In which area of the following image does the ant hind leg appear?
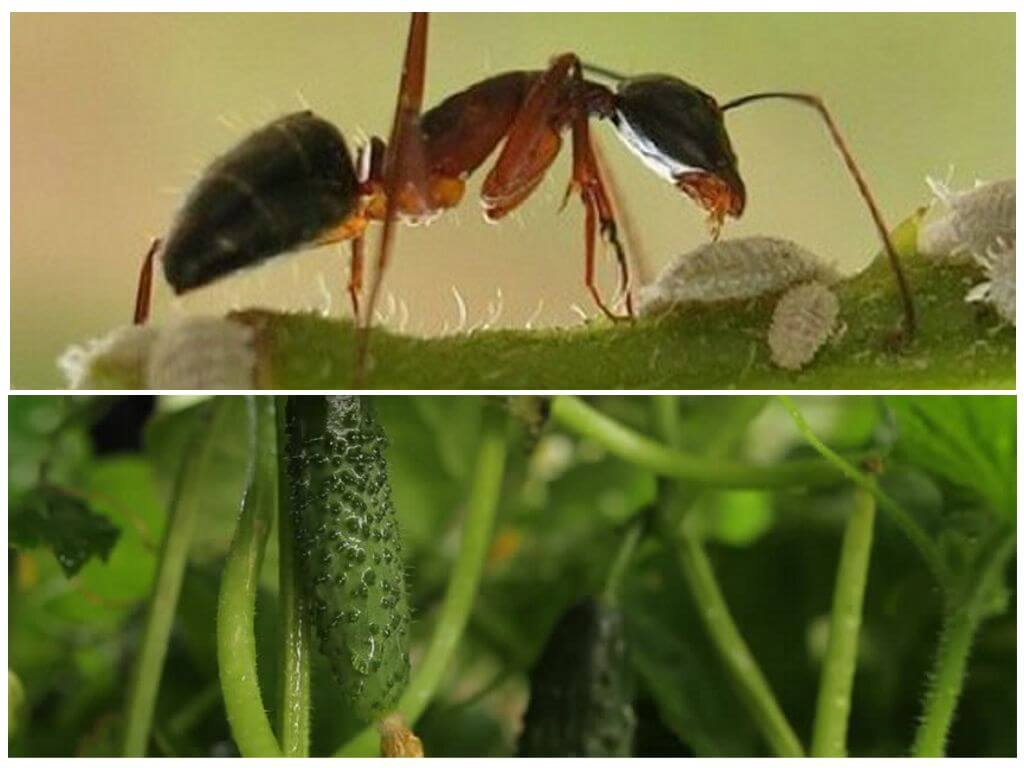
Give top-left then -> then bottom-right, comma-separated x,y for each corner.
355,12 -> 431,383
348,236 -> 364,320
133,237 -> 161,325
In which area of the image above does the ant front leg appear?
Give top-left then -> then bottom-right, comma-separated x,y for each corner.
568,100 -> 633,320
480,54 -> 633,320
133,237 -> 161,325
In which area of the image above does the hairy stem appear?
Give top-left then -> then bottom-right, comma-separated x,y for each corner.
777,395 -> 947,585
70,253 -> 1013,390
275,396 -> 311,757
216,398 -> 282,757
335,404 -> 508,757
811,487 -> 876,756
122,400 -> 231,757
552,395 -> 846,489
653,397 -> 804,757
912,534 -> 1015,757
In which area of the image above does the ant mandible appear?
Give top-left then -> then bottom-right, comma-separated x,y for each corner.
133,12 -> 915,372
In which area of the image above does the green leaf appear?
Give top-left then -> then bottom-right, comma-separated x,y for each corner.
623,544 -> 762,756
886,396 -> 1016,523
10,486 -> 120,576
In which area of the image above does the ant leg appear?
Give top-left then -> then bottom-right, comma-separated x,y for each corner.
480,55 -> 575,219
356,12 -> 430,380
133,237 -> 161,325
721,91 -> 915,339
481,53 -> 634,319
348,236 -> 364,320
569,106 -> 633,320
591,136 -> 651,289
580,184 -> 619,319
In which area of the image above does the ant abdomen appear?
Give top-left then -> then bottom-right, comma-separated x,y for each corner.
162,110 -> 360,295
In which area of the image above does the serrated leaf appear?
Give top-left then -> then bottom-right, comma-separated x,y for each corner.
10,486 -> 120,576
886,396 -> 1015,524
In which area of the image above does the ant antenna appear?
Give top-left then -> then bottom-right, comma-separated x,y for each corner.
721,91 -> 916,339
581,62 -> 629,82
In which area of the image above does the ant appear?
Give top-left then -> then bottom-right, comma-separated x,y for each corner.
133,12 -> 915,378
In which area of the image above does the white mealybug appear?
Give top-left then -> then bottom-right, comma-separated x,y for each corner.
637,237 -> 838,316
966,239 -> 1015,325
917,177 -> 1016,325
918,178 -> 1015,263
768,281 -> 840,371
146,317 -> 256,388
59,325 -> 158,389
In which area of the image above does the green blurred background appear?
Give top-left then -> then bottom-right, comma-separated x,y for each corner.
11,13 -> 1015,387
8,395 -> 1016,756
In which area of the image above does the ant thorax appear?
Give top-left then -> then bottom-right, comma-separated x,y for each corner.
611,110 -> 703,185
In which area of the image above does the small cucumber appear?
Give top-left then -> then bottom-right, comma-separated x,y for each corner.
518,598 -> 636,757
284,396 -> 411,722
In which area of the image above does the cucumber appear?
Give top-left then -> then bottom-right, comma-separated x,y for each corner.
518,598 -> 636,757
283,396 -> 411,722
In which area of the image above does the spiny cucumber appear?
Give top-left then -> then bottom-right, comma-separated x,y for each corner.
518,598 -> 636,757
283,396 -> 411,723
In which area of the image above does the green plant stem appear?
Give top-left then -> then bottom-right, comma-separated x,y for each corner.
275,396 -> 311,757
653,398 -> 804,758
334,405 -> 508,757
602,518 -> 644,605
122,400 -> 231,757
216,398 -> 282,757
777,395 -> 948,586
71,249 -> 1013,390
912,534 -> 1015,757
811,487 -> 876,757
672,521 -> 805,757
552,395 -> 847,489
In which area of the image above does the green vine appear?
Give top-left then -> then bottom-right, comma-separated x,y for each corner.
216,398 -> 282,757
811,487 -> 876,756
274,397 -> 311,757
777,396 -> 947,586
122,400 -> 232,757
912,534 -> 1015,756
652,396 -> 805,757
551,395 -> 854,489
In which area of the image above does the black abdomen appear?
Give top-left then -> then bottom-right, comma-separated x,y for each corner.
162,111 -> 359,294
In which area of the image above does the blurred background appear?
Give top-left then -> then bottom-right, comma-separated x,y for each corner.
11,13 -> 1015,387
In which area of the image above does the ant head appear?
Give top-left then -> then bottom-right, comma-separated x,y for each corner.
610,75 -> 745,229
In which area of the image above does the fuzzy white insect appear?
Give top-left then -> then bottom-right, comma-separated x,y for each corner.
768,281 -> 840,371
59,325 -> 158,389
637,237 -> 838,316
918,178 -> 1015,263
146,317 -> 256,389
966,239 -> 1016,325
918,178 -> 1016,325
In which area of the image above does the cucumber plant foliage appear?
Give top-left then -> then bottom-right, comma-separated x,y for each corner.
6,395 -> 1016,757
